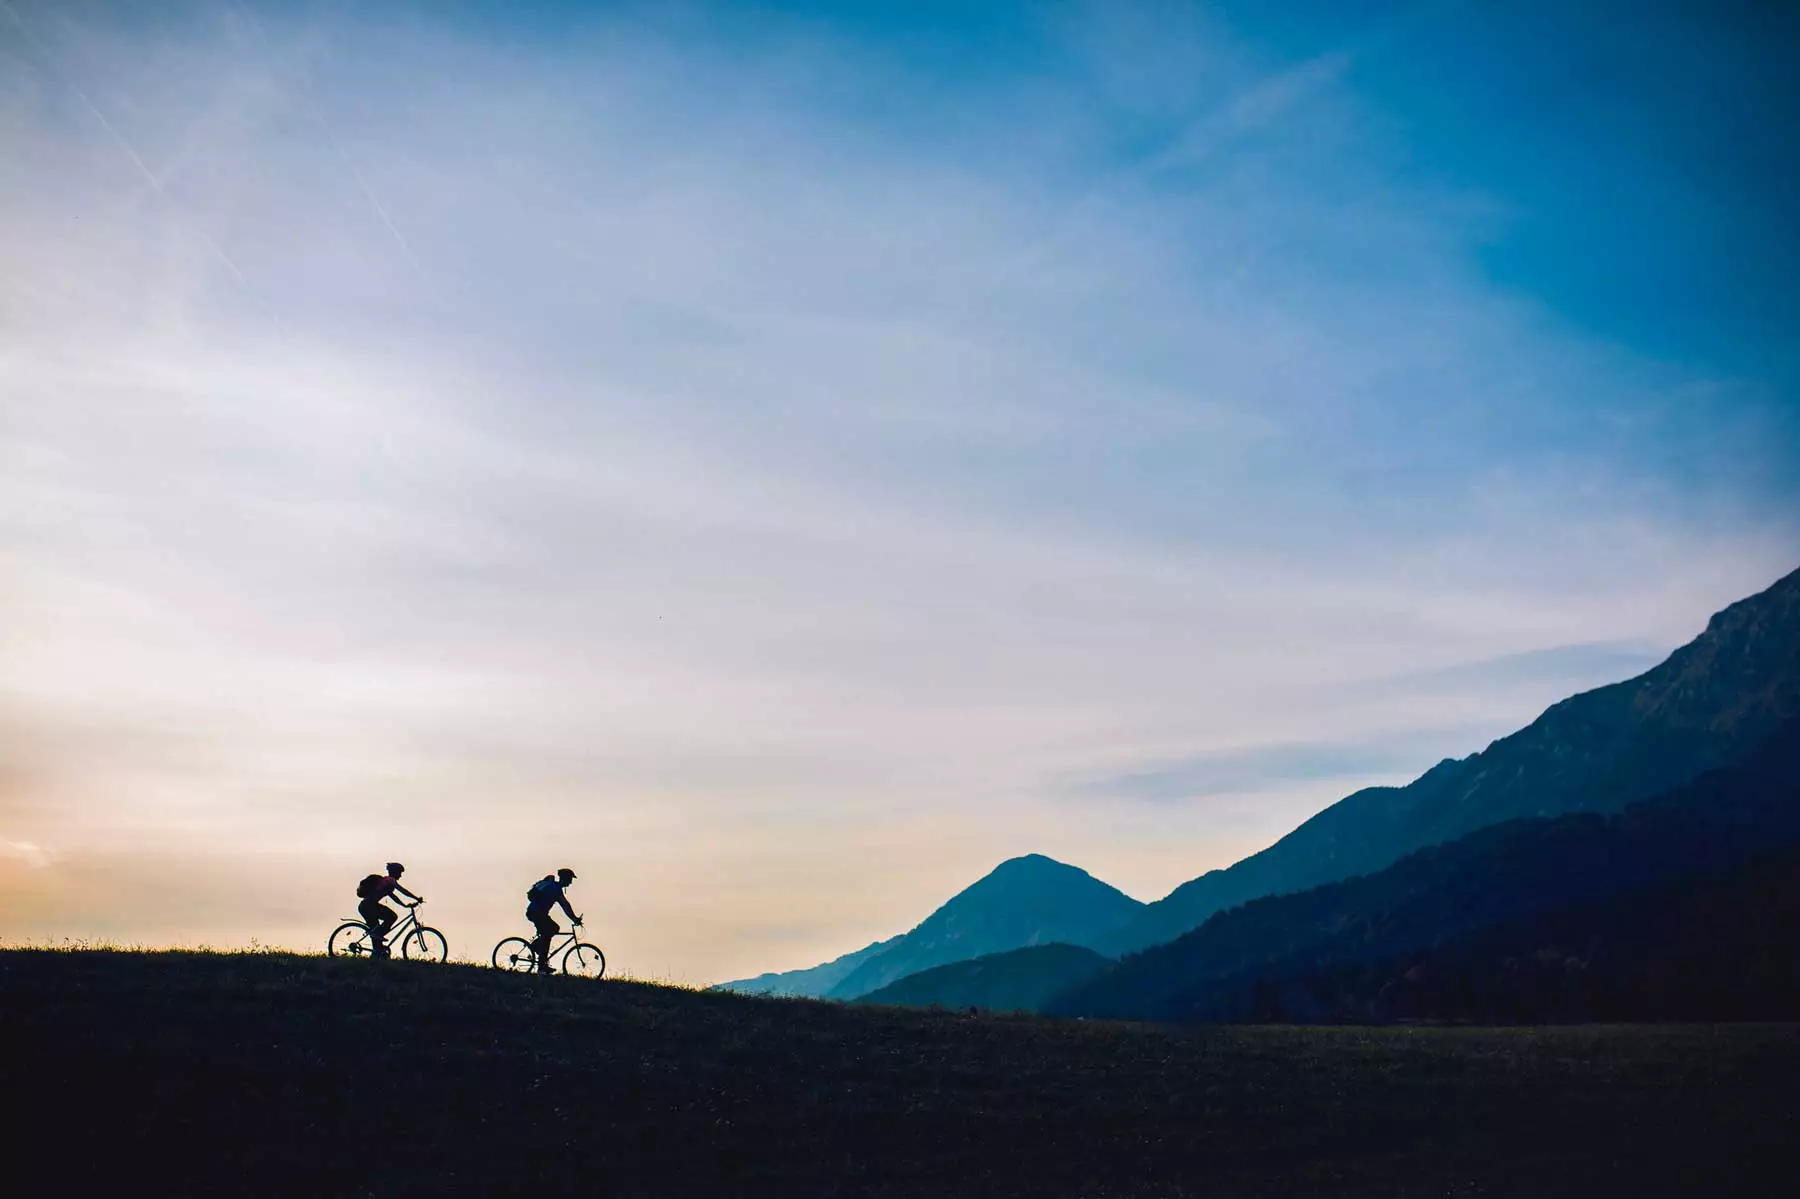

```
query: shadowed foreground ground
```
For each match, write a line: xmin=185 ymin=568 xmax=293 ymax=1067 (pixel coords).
xmin=2 ymin=950 xmax=1795 ymax=1196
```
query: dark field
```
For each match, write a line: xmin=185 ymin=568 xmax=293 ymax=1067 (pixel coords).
xmin=3 ymin=950 xmax=1795 ymax=1197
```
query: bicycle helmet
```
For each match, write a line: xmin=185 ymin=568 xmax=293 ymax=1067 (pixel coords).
xmin=386 ymin=862 xmax=406 ymax=875
xmin=557 ymin=867 xmax=577 ymax=881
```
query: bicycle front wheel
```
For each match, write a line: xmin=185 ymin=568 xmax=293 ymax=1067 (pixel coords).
xmin=329 ymin=922 xmax=374 ymax=958
xmin=402 ymin=926 xmax=449 ymax=963
xmin=492 ymin=936 xmax=537 ymax=972
xmin=564 ymin=942 xmax=606 ymax=979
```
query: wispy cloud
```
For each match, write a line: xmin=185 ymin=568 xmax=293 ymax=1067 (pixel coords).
xmin=0 ymin=838 xmax=53 ymax=869
xmin=1335 ymin=640 xmax=1671 ymax=700
xmin=1067 ymin=737 xmax=1449 ymax=805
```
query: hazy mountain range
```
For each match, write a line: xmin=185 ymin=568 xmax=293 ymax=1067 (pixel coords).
xmin=716 ymin=936 xmax=903 ymax=998
xmin=719 ymin=565 xmax=1800 ymax=1020
xmin=718 ymin=854 xmax=1140 ymax=999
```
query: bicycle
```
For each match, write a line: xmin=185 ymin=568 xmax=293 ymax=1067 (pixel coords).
xmin=328 ymin=900 xmax=449 ymax=962
xmin=491 ymin=920 xmax=606 ymax=977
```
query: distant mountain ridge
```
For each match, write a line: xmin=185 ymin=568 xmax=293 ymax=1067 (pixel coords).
xmin=857 ymin=943 xmax=1112 ymax=1012
xmin=826 ymin=854 xmax=1143 ymax=999
xmin=714 ymin=935 xmax=902 ymax=998
xmin=1104 ymin=565 xmax=1800 ymax=953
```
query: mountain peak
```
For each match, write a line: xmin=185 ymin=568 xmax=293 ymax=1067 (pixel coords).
xmin=954 ymin=854 xmax=1136 ymax=909
xmin=823 ymin=856 xmax=1145 ymax=1000
xmin=987 ymin=853 xmax=1085 ymax=878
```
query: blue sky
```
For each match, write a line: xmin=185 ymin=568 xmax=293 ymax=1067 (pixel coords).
xmin=2 ymin=0 xmax=1795 ymax=980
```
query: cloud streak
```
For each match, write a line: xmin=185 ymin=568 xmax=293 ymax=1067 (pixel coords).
xmin=0 ymin=839 xmax=53 ymax=869
xmin=1068 ymin=738 xmax=1446 ymax=804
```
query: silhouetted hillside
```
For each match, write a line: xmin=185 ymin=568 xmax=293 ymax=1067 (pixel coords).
xmin=857 ymin=943 xmax=1111 ymax=1012
xmin=827 ymin=854 xmax=1143 ymax=999
xmin=715 ymin=934 xmax=902 ymax=997
xmin=1053 ymin=717 xmax=1800 ymax=1022
xmin=1252 ymin=843 xmax=1800 ymax=1024
xmin=7 ymin=950 xmax=1799 ymax=1197
xmin=1107 ymin=565 xmax=1800 ymax=953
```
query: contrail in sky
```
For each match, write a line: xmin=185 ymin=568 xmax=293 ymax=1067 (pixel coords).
xmin=1 ymin=3 xmax=163 ymax=193
xmin=2 ymin=0 xmax=279 ymax=319
xmin=313 ymin=108 xmax=431 ymax=284
xmin=227 ymin=0 xmax=429 ymax=285
xmin=67 ymin=92 xmax=259 ymax=287
xmin=990 ymin=0 xmax=1453 ymax=292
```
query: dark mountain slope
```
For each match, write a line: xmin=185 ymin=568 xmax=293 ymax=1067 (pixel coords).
xmin=1109 ymin=565 xmax=1800 ymax=953
xmin=1052 ymin=717 xmax=1800 ymax=1022
xmin=857 ymin=943 xmax=1111 ymax=1013
xmin=714 ymin=935 xmax=902 ymax=998
xmin=826 ymin=854 xmax=1143 ymax=999
xmin=1255 ymin=843 xmax=1800 ymax=1024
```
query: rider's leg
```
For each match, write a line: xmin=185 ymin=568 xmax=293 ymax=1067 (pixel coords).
xmin=529 ymin=910 xmax=559 ymax=972
xmin=360 ymin=899 xmax=396 ymax=956
xmin=357 ymin=898 xmax=384 ymax=952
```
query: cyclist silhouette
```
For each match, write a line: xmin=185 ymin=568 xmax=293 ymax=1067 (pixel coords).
xmin=358 ymin=862 xmax=422 ymax=959
xmin=526 ymin=867 xmax=581 ymax=974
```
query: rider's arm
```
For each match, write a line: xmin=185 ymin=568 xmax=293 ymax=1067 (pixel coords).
xmin=396 ymin=883 xmax=422 ymax=903
xmin=559 ymin=895 xmax=578 ymax=923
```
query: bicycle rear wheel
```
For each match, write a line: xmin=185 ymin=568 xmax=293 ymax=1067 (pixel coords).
xmin=402 ymin=926 xmax=449 ymax=963
xmin=492 ymin=936 xmax=537 ymax=972
xmin=564 ymin=942 xmax=606 ymax=979
xmin=328 ymin=922 xmax=374 ymax=958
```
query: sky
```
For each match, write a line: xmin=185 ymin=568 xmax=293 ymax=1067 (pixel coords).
xmin=2 ymin=0 xmax=1796 ymax=983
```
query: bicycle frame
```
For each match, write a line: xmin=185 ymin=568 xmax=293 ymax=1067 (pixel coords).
xmin=330 ymin=899 xmax=449 ymax=962
xmin=342 ymin=902 xmax=422 ymax=949
xmin=491 ymin=918 xmax=603 ymax=976
xmin=377 ymin=904 xmax=423 ymax=946
xmin=538 ymin=926 xmax=583 ymax=969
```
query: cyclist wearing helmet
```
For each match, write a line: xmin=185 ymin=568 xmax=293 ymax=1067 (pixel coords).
xmin=525 ymin=867 xmax=581 ymax=974
xmin=357 ymin=861 xmax=422 ymax=959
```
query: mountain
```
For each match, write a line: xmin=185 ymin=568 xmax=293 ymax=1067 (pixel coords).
xmin=1050 ymin=716 xmax=1800 ymax=1022
xmin=715 ymin=854 xmax=1141 ymax=1000
xmin=1105 ymin=565 xmax=1800 ymax=954
xmin=714 ymin=935 xmax=904 ymax=998
xmin=1258 ymin=842 xmax=1800 ymax=1024
xmin=857 ymin=943 xmax=1112 ymax=1013
xmin=824 ymin=854 xmax=1144 ymax=1000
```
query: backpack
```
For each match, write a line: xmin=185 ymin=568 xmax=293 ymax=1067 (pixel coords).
xmin=526 ymin=877 xmax=557 ymax=905
xmin=356 ymin=873 xmax=385 ymax=899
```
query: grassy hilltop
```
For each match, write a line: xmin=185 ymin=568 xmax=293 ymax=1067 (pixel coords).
xmin=4 ymin=950 xmax=1796 ymax=1197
